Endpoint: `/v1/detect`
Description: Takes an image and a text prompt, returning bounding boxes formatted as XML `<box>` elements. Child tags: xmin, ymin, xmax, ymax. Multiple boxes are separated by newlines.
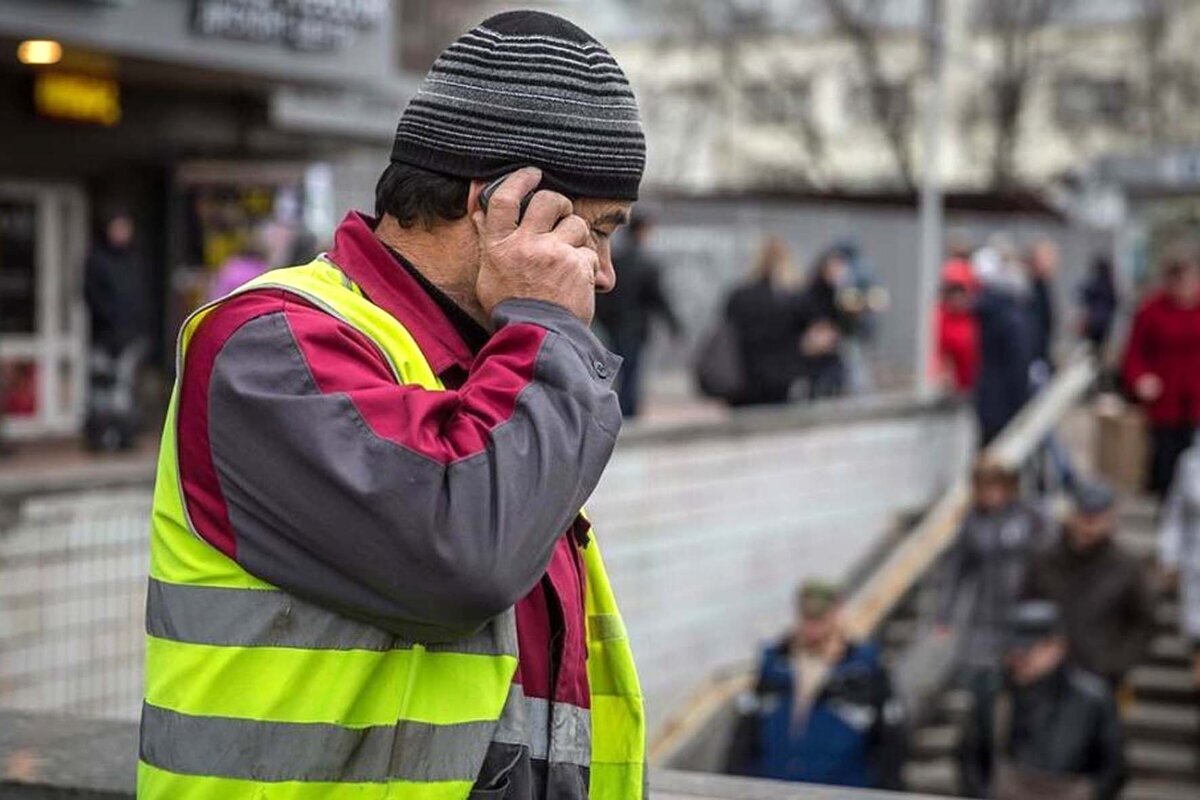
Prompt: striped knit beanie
<box><xmin>391</xmin><ymin>10</ymin><xmax>645</xmax><ymax>201</ymax></box>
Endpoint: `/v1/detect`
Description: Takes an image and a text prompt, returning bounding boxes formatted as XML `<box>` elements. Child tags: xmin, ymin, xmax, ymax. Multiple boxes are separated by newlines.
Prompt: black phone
<box><xmin>478</xmin><ymin>173</ymin><xmax>540</xmax><ymax>222</ymax></box>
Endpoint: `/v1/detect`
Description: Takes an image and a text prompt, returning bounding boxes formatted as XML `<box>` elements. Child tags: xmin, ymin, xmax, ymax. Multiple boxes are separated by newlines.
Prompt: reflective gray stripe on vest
<box><xmin>491</xmin><ymin>685</ymin><xmax>591</xmax><ymax>768</ymax></box>
<box><xmin>146</xmin><ymin>578</ymin><xmax>517</xmax><ymax>656</ymax></box>
<box><xmin>139</xmin><ymin>702</ymin><xmax>493</xmax><ymax>783</ymax></box>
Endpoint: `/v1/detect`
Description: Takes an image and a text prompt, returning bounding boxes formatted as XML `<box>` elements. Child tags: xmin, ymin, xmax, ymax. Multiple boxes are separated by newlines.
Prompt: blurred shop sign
<box><xmin>34</xmin><ymin>72</ymin><xmax>121</xmax><ymax>127</ymax></box>
<box><xmin>192</xmin><ymin>0</ymin><xmax>387</xmax><ymax>52</ymax></box>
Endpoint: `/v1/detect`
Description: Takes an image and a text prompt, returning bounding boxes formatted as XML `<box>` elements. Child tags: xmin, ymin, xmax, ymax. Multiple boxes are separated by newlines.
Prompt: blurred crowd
<box><xmin>720</xmin><ymin>235</ymin><xmax>1200</xmax><ymax>798</ymax></box>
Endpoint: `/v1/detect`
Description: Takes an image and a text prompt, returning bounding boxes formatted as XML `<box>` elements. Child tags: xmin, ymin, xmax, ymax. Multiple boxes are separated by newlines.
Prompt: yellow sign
<box><xmin>34</xmin><ymin>72</ymin><xmax>120</xmax><ymax>127</ymax></box>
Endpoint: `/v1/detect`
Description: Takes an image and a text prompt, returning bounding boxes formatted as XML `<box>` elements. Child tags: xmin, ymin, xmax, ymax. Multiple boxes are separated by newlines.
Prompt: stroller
<box><xmin>85</xmin><ymin>339</ymin><xmax>144</xmax><ymax>452</ymax></box>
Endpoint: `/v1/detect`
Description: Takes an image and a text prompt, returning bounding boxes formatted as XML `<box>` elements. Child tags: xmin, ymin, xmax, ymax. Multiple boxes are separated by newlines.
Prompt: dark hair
<box><xmin>374</xmin><ymin>162</ymin><xmax>471</xmax><ymax>230</ymax></box>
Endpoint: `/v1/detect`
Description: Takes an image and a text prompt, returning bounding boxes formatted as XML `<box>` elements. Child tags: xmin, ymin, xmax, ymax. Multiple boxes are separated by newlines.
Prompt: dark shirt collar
<box><xmin>324</xmin><ymin>211</ymin><xmax>480</xmax><ymax>375</ymax></box>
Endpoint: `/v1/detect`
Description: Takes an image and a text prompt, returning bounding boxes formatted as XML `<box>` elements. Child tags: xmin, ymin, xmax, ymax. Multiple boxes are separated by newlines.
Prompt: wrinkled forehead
<box><xmin>572</xmin><ymin>198</ymin><xmax>632</xmax><ymax>227</ymax></box>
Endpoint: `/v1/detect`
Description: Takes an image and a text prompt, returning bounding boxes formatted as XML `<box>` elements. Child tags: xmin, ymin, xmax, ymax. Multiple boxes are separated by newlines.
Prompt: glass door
<box><xmin>0</xmin><ymin>182</ymin><xmax>88</xmax><ymax>439</ymax></box>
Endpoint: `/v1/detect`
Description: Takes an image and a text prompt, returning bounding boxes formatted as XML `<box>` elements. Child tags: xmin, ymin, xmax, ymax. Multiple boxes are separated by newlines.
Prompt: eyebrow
<box><xmin>593</xmin><ymin>209</ymin><xmax>631</xmax><ymax>228</ymax></box>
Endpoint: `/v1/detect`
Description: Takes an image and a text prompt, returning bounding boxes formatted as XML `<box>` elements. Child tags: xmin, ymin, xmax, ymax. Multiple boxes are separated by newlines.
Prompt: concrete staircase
<box><xmin>890</xmin><ymin>500</ymin><xmax>1199</xmax><ymax>800</ymax></box>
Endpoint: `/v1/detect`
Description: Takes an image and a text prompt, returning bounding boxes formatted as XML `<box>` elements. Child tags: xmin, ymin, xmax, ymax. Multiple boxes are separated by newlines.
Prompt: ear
<box><xmin>467</xmin><ymin>179</ymin><xmax>488</xmax><ymax>215</ymax></box>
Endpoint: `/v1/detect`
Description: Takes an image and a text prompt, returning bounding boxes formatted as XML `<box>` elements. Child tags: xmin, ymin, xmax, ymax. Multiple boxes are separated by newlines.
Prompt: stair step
<box><xmin>911</xmin><ymin>724</ymin><xmax>958</xmax><ymax>759</ymax></box>
<box><xmin>1129</xmin><ymin>740</ymin><xmax>1199</xmax><ymax>780</ymax></box>
<box><xmin>1125</xmin><ymin>778</ymin><xmax>1200</xmax><ymax>800</ymax></box>
<box><xmin>1131</xmin><ymin>666</ymin><xmax>1198</xmax><ymax>704</ymax></box>
<box><xmin>1149</xmin><ymin>635</ymin><xmax>1195</xmax><ymax>667</ymax></box>
<box><xmin>1126</xmin><ymin>702</ymin><xmax>1200</xmax><ymax>743</ymax></box>
<box><xmin>903</xmin><ymin>757</ymin><xmax>956</xmax><ymax>796</ymax></box>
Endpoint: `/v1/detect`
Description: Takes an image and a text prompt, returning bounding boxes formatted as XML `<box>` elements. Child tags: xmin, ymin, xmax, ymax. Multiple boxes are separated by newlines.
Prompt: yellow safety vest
<box><xmin>140</xmin><ymin>257</ymin><xmax>645</xmax><ymax>799</ymax></box>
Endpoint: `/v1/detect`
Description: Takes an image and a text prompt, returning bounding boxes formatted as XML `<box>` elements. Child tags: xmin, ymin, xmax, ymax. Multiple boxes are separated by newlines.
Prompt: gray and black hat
<box><xmin>391</xmin><ymin>10</ymin><xmax>646</xmax><ymax>201</ymax></box>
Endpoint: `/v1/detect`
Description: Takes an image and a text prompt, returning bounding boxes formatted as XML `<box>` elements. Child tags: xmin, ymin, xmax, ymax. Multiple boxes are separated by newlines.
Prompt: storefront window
<box><xmin>0</xmin><ymin>200</ymin><xmax>38</xmax><ymax>334</ymax></box>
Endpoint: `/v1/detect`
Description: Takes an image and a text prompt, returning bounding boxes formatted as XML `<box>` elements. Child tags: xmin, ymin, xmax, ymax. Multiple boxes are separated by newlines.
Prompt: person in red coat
<box><xmin>935</xmin><ymin>257</ymin><xmax>980</xmax><ymax>393</ymax></box>
<box><xmin>1122</xmin><ymin>257</ymin><xmax>1200</xmax><ymax>495</ymax></box>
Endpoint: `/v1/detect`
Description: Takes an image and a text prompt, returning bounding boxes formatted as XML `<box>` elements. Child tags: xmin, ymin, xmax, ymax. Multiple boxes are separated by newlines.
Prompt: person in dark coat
<box><xmin>594</xmin><ymin>210</ymin><xmax>680</xmax><ymax>417</ymax></box>
<box><xmin>727</xmin><ymin>581</ymin><xmax>906</xmax><ymax>790</ymax></box>
<box><xmin>725</xmin><ymin>237</ymin><xmax>811</xmax><ymax>406</ymax></box>
<box><xmin>83</xmin><ymin>210</ymin><xmax>149</xmax><ymax>451</ymax></box>
<box><xmin>973</xmin><ymin>240</ymin><xmax>1036</xmax><ymax>446</ymax></box>
<box><xmin>959</xmin><ymin>602</ymin><xmax>1127</xmax><ymax>800</ymax></box>
<box><xmin>1024</xmin><ymin>482</ymin><xmax>1154</xmax><ymax>689</ymax></box>
<box><xmin>1026</xmin><ymin>238</ymin><xmax>1059</xmax><ymax>373</ymax></box>
<box><xmin>936</xmin><ymin>460</ymin><xmax>1050</xmax><ymax>674</ymax></box>
<box><xmin>1078</xmin><ymin>255</ymin><xmax>1119</xmax><ymax>355</ymax></box>
<box><xmin>1121</xmin><ymin>255</ymin><xmax>1200</xmax><ymax>496</ymax></box>
<box><xmin>798</xmin><ymin>248</ymin><xmax>860</xmax><ymax>399</ymax></box>
<box><xmin>85</xmin><ymin>211</ymin><xmax>148</xmax><ymax>357</ymax></box>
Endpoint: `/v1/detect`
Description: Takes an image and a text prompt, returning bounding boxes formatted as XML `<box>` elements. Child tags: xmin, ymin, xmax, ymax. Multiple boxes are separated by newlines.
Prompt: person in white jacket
<box><xmin>1158</xmin><ymin>441</ymin><xmax>1200</xmax><ymax>695</ymax></box>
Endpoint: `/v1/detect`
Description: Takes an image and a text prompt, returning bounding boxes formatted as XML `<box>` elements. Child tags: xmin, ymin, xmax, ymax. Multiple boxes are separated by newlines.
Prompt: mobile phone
<box><xmin>479</xmin><ymin>172</ymin><xmax>540</xmax><ymax>222</ymax></box>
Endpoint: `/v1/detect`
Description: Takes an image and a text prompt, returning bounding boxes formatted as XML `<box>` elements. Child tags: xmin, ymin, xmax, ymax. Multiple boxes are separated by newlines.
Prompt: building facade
<box><xmin>0</xmin><ymin>0</ymin><xmax>405</xmax><ymax>439</ymax></box>
<box><xmin>608</xmin><ymin>0</ymin><xmax>1200</xmax><ymax>197</ymax></box>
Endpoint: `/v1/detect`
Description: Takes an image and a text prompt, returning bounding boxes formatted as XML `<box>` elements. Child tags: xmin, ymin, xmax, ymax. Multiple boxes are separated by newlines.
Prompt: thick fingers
<box><xmin>522</xmin><ymin>190</ymin><xmax>574</xmax><ymax>234</ymax></box>
<box><xmin>484</xmin><ymin>167</ymin><xmax>543</xmax><ymax>234</ymax></box>
<box><xmin>551</xmin><ymin>214</ymin><xmax>590</xmax><ymax>248</ymax></box>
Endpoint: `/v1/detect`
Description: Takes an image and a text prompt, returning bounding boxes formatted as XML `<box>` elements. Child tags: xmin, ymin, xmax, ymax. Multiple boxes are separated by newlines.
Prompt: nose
<box><xmin>595</xmin><ymin>251</ymin><xmax>616</xmax><ymax>294</ymax></box>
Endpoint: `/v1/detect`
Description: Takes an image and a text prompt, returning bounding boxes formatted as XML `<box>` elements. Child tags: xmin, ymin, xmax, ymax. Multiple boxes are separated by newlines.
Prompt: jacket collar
<box><xmin>324</xmin><ymin>211</ymin><xmax>475</xmax><ymax>376</ymax></box>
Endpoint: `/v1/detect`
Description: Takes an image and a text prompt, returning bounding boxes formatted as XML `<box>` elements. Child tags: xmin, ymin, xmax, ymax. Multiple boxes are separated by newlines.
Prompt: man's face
<box><xmin>571</xmin><ymin>197</ymin><xmax>633</xmax><ymax>295</ymax></box>
<box><xmin>797</xmin><ymin>608</ymin><xmax>838</xmax><ymax>651</ymax></box>
<box><xmin>1030</xmin><ymin>241</ymin><xmax>1060</xmax><ymax>278</ymax></box>
<box><xmin>1168</xmin><ymin>265</ymin><xmax>1200</xmax><ymax>306</ymax></box>
<box><xmin>108</xmin><ymin>216</ymin><xmax>134</xmax><ymax>249</ymax></box>
<box><xmin>1066</xmin><ymin>508</ymin><xmax>1114</xmax><ymax>552</ymax></box>
<box><xmin>975</xmin><ymin>477</ymin><xmax>1015</xmax><ymax>512</ymax></box>
<box><xmin>1007</xmin><ymin>636</ymin><xmax>1066</xmax><ymax>685</ymax></box>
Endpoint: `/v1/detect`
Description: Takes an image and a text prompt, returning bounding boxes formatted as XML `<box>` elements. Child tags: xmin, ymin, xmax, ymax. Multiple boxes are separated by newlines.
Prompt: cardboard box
<box><xmin>1095</xmin><ymin>395</ymin><xmax>1148</xmax><ymax>494</ymax></box>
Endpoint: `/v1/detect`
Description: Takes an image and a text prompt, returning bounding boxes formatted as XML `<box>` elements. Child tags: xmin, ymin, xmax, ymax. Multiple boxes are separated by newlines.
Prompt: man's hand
<box><xmin>1134</xmin><ymin>373</ymin><xmax>1163</xmax><ymax>403</ymax></box>
<box><xmin>473</xmin><ymin>167</ymin><xmax>599</xmax><ymax>324</ymax></box>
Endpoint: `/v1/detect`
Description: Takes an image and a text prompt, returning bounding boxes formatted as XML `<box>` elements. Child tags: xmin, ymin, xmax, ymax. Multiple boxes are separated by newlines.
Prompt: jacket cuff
<box><xmin>492</xmin><ymin>299</ymin><xmax>622</xmax><ymax>388</ymax></box>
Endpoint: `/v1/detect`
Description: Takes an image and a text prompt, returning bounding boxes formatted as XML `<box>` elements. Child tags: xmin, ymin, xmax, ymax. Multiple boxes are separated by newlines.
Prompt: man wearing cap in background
<box><xmin>139</xmin><ymin>11</ymin><xmax>645</xmax><ymax>800</ymax></box>
<box><xmin>726</xmin><ymin>580</ymin><xmax>906</xmax><ymax>790</ymax></box>
<box><xmin>959</xmin><ymin>601</ymin><xmax>1126</xmax><ymax>800</ymax></box>
<box><xmin>1025</xmin><ymin>481</ymin><xmax>1155</xmax><ymax>696</ymax></box>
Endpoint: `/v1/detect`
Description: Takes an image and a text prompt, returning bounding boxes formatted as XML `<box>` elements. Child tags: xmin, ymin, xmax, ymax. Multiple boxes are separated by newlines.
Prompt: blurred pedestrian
<box><xmin>594</xmin><ymin>209</ymin><xmax>681</xmax><ymax>417</ymax></box>
<box><xmin>799</xmin><ymin>248</ymin><xmax>858</xmax><ymax>400</ymax></box>
<box><xmin>206</xmin><ymin>228</ymin><xmax>271</xmax><ymax>303</ymax></box>
<box><xmin>958</xmin><ymin>601</ymin><xmax>1126</xmax><ymax>800</ymax></box>
<box><xmin>724</xmin><ymin>237</ymin><xmax>809</xmax><ymax>406</ymax></box>
<box><xmin>1026</xmin><ymin>238</ymin><xmax>1060</xmax><ymax>375</ymax></box>
<box><xmin>1158</xmin><ymin>437</ymin><xmax>1200</xmax><ymax>706</ymax></box>
<box><xmin>726</xmin><ymin>580</ymin><xmax>906</xmax><ymax>790</ymax></box>
<box><xmin>828</xmin><ymin>239</ymin><xmax>888</xmax><ymax>395</ymax></box>
<box><xmin>973</xmin><ymin>236</ymin><xmax>1035</xmax><ymax>446</ymax></box>
<box><xmin>934</xmin><ymin>257</ymin><xmax>980</xmax><ymax>394</ymax></box>
<box><xmin>935</xmin><ymin>460</ymin><xmax>1050</xmax><ymax>675</ymax></box>
<box><xmin>83</xmin><ymin>208</ymin><xmax>148</xmax><ymax>451</ymax></box>
<box><xmin>1025</xmin><ymin>481</ymin><xmax>1154</xmax><ymax>692</ymax></box>
<box><xmin>1077</xmin><ymin>255</ymin><xmax>1119</xmax><ymax>356</ymax></box>
<box><xmin>1121</xmin><ymin>253</ymin><xmax>1200</xmax><ymax>496</ymax></box>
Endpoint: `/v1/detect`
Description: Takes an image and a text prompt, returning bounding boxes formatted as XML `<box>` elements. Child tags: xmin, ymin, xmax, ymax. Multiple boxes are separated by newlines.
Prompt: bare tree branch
<box><xmin>823</xmin><ymin>0</ymin><xmax>917</xmax><ymax>191</ymax></box>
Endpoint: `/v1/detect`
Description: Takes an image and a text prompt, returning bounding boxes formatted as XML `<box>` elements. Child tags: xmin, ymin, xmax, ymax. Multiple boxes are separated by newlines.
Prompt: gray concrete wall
<box><xmin>0</xmin><ymin>397</ymin><xmax>973</xmax><ymax>737</ymax></box>
<box><xmin>588</xmin><ymin>396</ymin><xmax>974</xmax><ymax>734</ymax></box>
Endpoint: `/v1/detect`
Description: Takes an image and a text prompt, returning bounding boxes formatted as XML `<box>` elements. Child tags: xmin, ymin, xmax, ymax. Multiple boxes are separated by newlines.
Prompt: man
<box><xmin>84</xmin><ymin>208</ymin><xmax>149</xmax><ymax>451</ymax></box>
<box><xmin>594</xmin><ymin>209</ymin><xmax>680</xmax><ymax>417</ymax></box>
<box><xmin>1026</xmin><ymin>238</ymin><xmax>1060</xmax><ymax>374</ymax></box>
<box><xmin>139</xmin><ymin>11</ymin><xmax>646</xmax><ymax>800</ymax></box>
<box><xmin>959</xmin><ymin>602</ymin><xmax>1126</xmax><ymax>800</ymax></box>
<box><xmin>726</xmin><ymin>581</ymin><xmax>906</xmax><ymax>790</ymax></box>
<box><xmin>935</xmin><ymin>460</ymin><xmax>1049</xmax><ymax>675</ymax></box>
<box><xmin>1025</xmin><ymin>481</ymin><xmax>1154</xmax><ymax>690</ymax></box>
<box><xmin>972</xmin><ymin>236</ymin><xmax>1035</xmax><ymax>446</ymax></box>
